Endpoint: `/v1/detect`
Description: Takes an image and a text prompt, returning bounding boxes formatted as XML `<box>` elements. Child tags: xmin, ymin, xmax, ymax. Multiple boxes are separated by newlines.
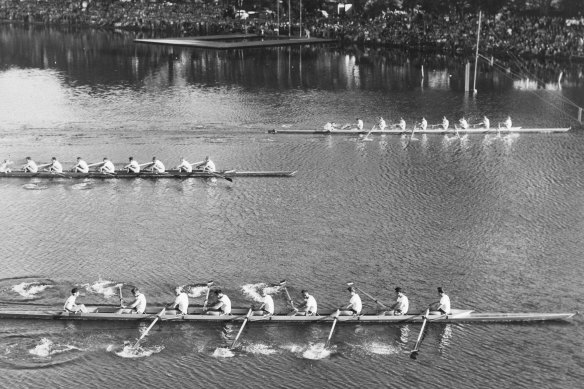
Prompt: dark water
<box><xmin>0</xmin><ymin>25</ymin><xmax>583</xmax><ymax>388</ymax></box>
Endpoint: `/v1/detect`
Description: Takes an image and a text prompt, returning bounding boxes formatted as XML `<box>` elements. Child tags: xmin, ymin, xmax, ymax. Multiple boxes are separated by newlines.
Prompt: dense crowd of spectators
<box><xmin>1</xmin><ymin>0</ymin><xmax>584</xmax><ymax>59</ymax></box>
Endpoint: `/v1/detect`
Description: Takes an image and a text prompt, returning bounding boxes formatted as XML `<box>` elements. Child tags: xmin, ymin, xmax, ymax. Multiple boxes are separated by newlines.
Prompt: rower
<box><xmin>119</xmin><ymin>287</ymin><xmax>146</xmax><ymax>314</ymax></box>
<box><xmin>378</xmin><ymin>116</ymin><xmax>387</xmax><ymax>131</ymax></box>
<box><xmin>22</xmin><ymin>157</ymin><xmax>38</xmax><ymax>173</ymax></box>
<box><xmin>72</xmin><ymin>157</ymin><xmax>89</xmax><ymax>173</ymax></box>
<box><xmin>356</xmin><ymin>118</ymin><xmax>364</xmax><ymax>131</ymax></box>
<box><xmin>398</xmin><ymin>118</ymin><xmax>406</xmax><ymax>132</ymax></box>
<box><xmin>257</xmin><ymin>288</ymin><xmax>274</xmax><ymax>316</ymax></box>
<box><xmin>481</xmin><ymin>116</ymin><xmax>490</xmax><ymax>129</ymax></box>
<box><xmin>98</xmin><ymin>157</ymin><xmax>115</xmax><ymax>174</ymax></box>
<box><xmin>442</xmin><ymin>117</ymin><xmax>449</xmax><ymax>131</ymax></box>
<box><xmin>323</xmin><ymin>122</ymin><xmax>335</xmax><ymax>132</ymax></box>
<box><xmin>420</xmin><ymin>117</ymin><xmax>428</xmax><ymax>131</ymax></box>
<box><xmin>503</xmin><ymin>116</ymin><xmax>512</xmax><ymax>129</ymax></box>
<box><xmin>64</xmin><ymin>287</ymin><xmax>88</xmax><ymax>313</ymax></box>
<box><xmin>0</xmin><ymin>159</ymin><xmax>12</xmax><ymax>173</ymax></box>
<box><xmin>293</xmin><ymin>289</ymin><xmax>317</xmax><ymax>316</ymax></box>
<box><xmin>341</xmin><ymin>286</ymin><xmax>362</xmax><ymax>316</ymax></box>
<box><xmin>205</xmin><ymin>289</ymin><xmax>231</xmax><ymax>315</ymax></box>
<box><xmin>176</xmin><ymin>157</ymin><xmax>193</xmax><ymax>173</ymax></box>
<box><xmin>145</xmin><ymin>156</ymin><xmax>165</xmax><ymax>173</ymax></box>
<box><xmin>430</xmin><ymin>287</ymin><xmax>451</xmax><ymax>315</ymax></box>
<box><xmin>194</xmin><ymin>156</ymin><xmax>216</xmax><ymax>173</ymax></box>
<box><xmin>47</xmin><ymin>157</ymin><xmax>63</xmax><ymax>173</ymax></box>
<box><xmin>387</xmin><ymin>287</ymin><xmax>409</xmax><ymax>316</ymax></box>
<box><xmin>124</xmin><ymin>156</ymin><xmax>140</xmax><ymax>173</ymax></box>
<box><xmin>459</xmin><ymin>117</ymin><xmax>469</xmax><ymax>130</ymax></box>
<box><xmin>168</xmin><ymin>286</ymin><xmax>189</xmax><ymax>315</ymax></box>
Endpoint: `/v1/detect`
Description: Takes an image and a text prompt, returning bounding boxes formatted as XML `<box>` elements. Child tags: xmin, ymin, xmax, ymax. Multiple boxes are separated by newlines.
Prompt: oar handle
<box><xmin>282</xmin><ymin>286</ymin><xmax>296</xmax><ymax>310</ymax></box>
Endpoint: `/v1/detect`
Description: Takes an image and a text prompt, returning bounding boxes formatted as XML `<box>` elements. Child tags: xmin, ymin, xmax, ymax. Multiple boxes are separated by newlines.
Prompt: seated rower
<box><xmin>42</xmin><ymin>157</ymin><xmax>63</xmax><ymax>173</ymax></box>
<box><xmin>429</xmin><ymin>287</ymin><xmax>451</xmax><ymax>315</ymax></box>
<box><xmin>481</xmin><ymin>116</ymin><xmax>490</xmax><ymax>129</ymax></box>
<box><xmin>340</xmin><ymin>286</ymin><xmax>362</xmax><ymax>316</ymax></box>
<box><xmin>72</xmin><ymin>157</ymin><xmax>89</xmax><ymax>173</ymax></box>
<box><xmin>118</xmin><ymin>287</ymin><xmax>146</xmax><ymax>314</ymax></box>
<box><xmin>323</xmin><ymin>122</ymin><xmax>336</xmax><ymax>132</ymax></box>
<box><xmin>168</xmin><ymin>286</ymin><xmax>189</xmax><ymax>315</ymax></box>
<box><xmin>378</xmin><ymin>116</ymin><xmax>387</xmax><ymax>131</ymax></box>
<box><xmin>176</xmin><ymin>157</ymin><xmax>193</xmax><ymax>173</ymax></box>
<box><xmin>459</xmin><ymin>117</ymin><xmax>469</xmax><ymax>130</ymax></box>
<box><xmin>22</xmin><ymin>157</ymin><xmax>38</xmax><ymax>173</ymax></box>
<box><xmin>398</xmin><ymin>118</ymin><xmax>406</xmax><ymax>132</ymax></box>
<box><xmin>387</xmin><ymin>287</ymin><xmax>409</xmax><ymax>316</ymax></box>
<box><xmin>145</xmin><ymin>156</ymin><xmax>165</xmax><ymax>173</ymax></box>
<box><xmin>124</xmin><ymin>156</ymin><xmax>140</xmax><ymax>173</ymax></box>
<box><xmin>205</xmin><ymin>289</ymin><xmax>232</xmax><ymax>315</ymax></box>
<box><xmin>0</xmin><ymin>159</ymin><xmax>12</xmax><ymax>173</ymax></box>
<box><xmin>293</xmin><ymin>289</ymin><xmax>317</xmax><ymax>316</ymax></box>
<box><xmin>194</xmin><ymin>156</ymin><xmax>216</xmax><ymax>173</ymax></box>
<box><xmin>503</xmin><ymin>116</ymin><xmax>512</xmax><ymax>129</ymax></box>
<box><xmin>64</xmin><ymin>287</ymin><xmax>88</xmax><ymax>313</ymax></box>
<box><xmin>356</xmin><ymin>118</ymin><xmax>364</xmax><ymax>131</ymax></box>
<box><xmin>420</xmin><ymin>117</ymin><xmax>428</xmax><ymax>131</ymax></box>
<box><xmin>442</xmin><ymin>117</ymin><xmax>449</xmax><ymax>131</ymax></box>
<box><xmin>257</xmin><ymin>288</ymin><xmax>274</xmax><ymax>316</ymax></box>
<box><xmin>98</xmin><ymin>157</ymin><xmax>115</xmax><ymax>174</ymax></box>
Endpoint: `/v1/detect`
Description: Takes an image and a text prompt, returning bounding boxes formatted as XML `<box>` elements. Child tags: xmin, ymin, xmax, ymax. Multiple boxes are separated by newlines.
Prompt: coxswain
<box><xmin>146</xmin><ymin>156</ymin><xmax>165</xmax><ymax>173</ymax></box>
<box><xmin>176</xmin><ymin>157</ymin><xmax>193</xmax><ymax>173</ymax></box>
<box><xmin>22</xmin><ymin>157</ymin><xmax>38</xmax><ymax>173</ymax></box>
<box><xmin>294</xmin><ymin>289</ymin><xmax>317</xmax><ymax>316</ymax></box>
<box><xmin>63</xmin><ymin>287</ymin><xmax>88</xmax><ymax>313</ymax></box>
<box><xmin>194</xmin><ymin>156</ymin><xmax>216</xmax><ymax>173</ymax></box>
<box><xmin>120</xmin><ymin>287</ymin><xmax>146</xmax><ymax>314</ymax></box>
<box><xmin>398</xmin><ymin>118</ymin><xmax>406</xmax><ymax>132</ymax></box>
<box><xmin>459</xmin><ymin>117</ymin><xmax>469</xmax><ymax>130</ymax></box>
<box><xmin>72</xmin><ymin>157</ymin><xmax>89</xmax><ymax>173</ymax></box>
<box><xmin>258</xmin><ymin>288</ymin><xmax>274</xmax><ymax>316</ymax></box>
<box><xmin>341</xmin><ymin>286</ymin><xmax>362</xmax><ymax>316</ymax></box>
<box><xmin>442</xmin><ymin>117</ymin><xmax>449</xmax><ymax>131</ymax></box>
<box><xmin>420</xmin><ymin>117</ymin><xmax>428</xmax><ymax>131</ymax></box>
<box><xmin>503</xmin><ymin>116</ymin><xmax>512</xmax><ymax>129</ymax></box>
<box><xmin>169</xmin><ymin>286</ymin><xmax>189</xmax><ymax>315</ymax></box>
<box><xmin>482</xmin><ymin>116</ymin><xmax>490</xmax><ymax>129</ymax></box>
<box><xmin>388</xmin><ymin>287</ymin><xmax>409</xmax><ymax>316</ymax></box>
<box><xmin>205</xmin><ymin>289</ymin><xmax>232</xmax><ymax>315</ymax></box>
<box><xmin>124</xmin><ymin>156</ymin><xmax>140</xmax><ymax>173</ymax></box>
<box><xmin>430</xmin><ymin>287</ymin><xmax>451</xmax><ymax>315</ymax></box>
<box><xmin>98</xmin><ymin>157</ymin><xmax>115</xmax><ymax>174</ymax></box>
<box><xmin>378</xmin><ymin>116</ymin><xmax>387</xmax><ymax>131</ymax></box>
<box><xmin>0</xmin><ymin>159</ymin><xmax>12</xmax><ymax>173</ymax></box>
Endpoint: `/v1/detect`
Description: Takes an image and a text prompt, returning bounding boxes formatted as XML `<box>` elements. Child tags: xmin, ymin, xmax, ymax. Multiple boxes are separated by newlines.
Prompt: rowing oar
<box><xmin>324</xmin><ymin>309</ymin><xmax>340</xmax><ymax>348</ymax></box>
<box><xmin>410</xmin><ymin>309</ymin><xmax>430</xmax><ymax>359</ymax></box>
<box><xmin>361</xmin><ymin>125</ymin><xmax>376</xmax><ymax>140</ymax></box>
<box><xmin>202</xmin><ymin>281</ymin><xmax>214</xmax><ymax>309</ymax></box>
<box><xmin>118</xmin><ymin>285</ymin><xmax>124</xmax><ymax>307</ymax></box>
<box><xmin>404</xmin><ymin>126</ymin><xmax>418</xmax><ymax>149</ymax></box>
<box><xmin>209</xmin><ymin>171</ymin><xmax>233</xmax><ymax>183</ymax></box>
<box><xmin>133</xmin><ymin>308</ymin><xmax>166</xmax><ymax>349</ymax></box>
<box><xmin>346</xmin><ymin>282</ymin><xmax>388</xmax><ymax>309</ymax></box>
<box><xmin>230</xmin><ymin>307</ymin><xmax>253</xmax><ymax>349</ymax></box>
<box><xmin>279</xmin><ymin>280</ymin><xmax>297</xmax><ymax>312</ymax></box>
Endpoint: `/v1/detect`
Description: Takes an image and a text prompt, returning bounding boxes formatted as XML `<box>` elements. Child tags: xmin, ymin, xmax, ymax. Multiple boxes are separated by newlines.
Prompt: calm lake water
<box><xmin>0</xmin><ymin>24</ymin><xmax>583</xmax><ymax>389</ymax></box>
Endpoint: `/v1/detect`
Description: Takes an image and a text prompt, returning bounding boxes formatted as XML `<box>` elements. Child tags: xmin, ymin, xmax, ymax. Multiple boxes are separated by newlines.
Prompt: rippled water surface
<box><xmin>0</xmin><ymin>25</ymin><xmax>583</xmax><ymax>389</ymax></box>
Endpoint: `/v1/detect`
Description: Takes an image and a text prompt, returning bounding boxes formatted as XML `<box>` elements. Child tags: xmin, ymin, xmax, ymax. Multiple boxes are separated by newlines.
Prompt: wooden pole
<box><xmin>299</xmin><ymin>0</ymin><xmax>302</xmax><ymax>38</ymax></box>
<box><xmin>288</xmin><ymin>0</ymin><xmax>291</xmax><ymax>37</ymax></box>
<box><xmin>465</xmin><ymin>62</ymin><xmax>470</xmax><ymax>93</ymax></box>
<box><xmin>472</xmin><ymin>11</ymin><xmax>482</xmax><ymax>95</ymax></box>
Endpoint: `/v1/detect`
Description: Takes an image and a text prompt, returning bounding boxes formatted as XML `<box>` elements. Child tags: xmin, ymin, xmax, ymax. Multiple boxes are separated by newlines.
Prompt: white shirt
<box><xmin>357</xmin><ymin>119</ymin><xmax>364</xmax><ymax>131</ymax></box>
<box><xmin>198</xmin><ymin>160</ymin><xmax>215</xmax><ymax>173</ymax></box>
<box><xmin>399</xmin><ymin>119</ymin><xmax>406</xmax><ymax>131</ymax></box>
<box><xmin>483</xmin><ymin>117</ymin><xmax>490</xmax><ymax>129</ymax></box>
<box><xmin>172</xmin><ymin>292</ymin><xmax>189</xmax><ymax>314</ymax></box>
<box><xmin>439</xmin><ymin>294</ymin><xmax>451</xmax><ymax>314</ymax></box>
<box><xmin>152</xmin><ymin>160</ymin><xmax>165</xmax><ymax>173</ymax></box>
<box><xmin>218</xmin><ymin>294</ymin><xmax>231</xmax><ymax>314</ymax></box>
<box><xmin>129</xmin><ymin>292</ymin><xmax>146</xmax><ymax>314</ymax></box>
<box><xmin>421</xmin><ymin>118</ymin><xmax>428</xmax><ymax>130</ymax></box>
<box><xmin>24</xmin><ymin>160</ymin><xmax>38</xmax><ymax>173</ymax></box>
<box><xmin>177</xmin><ymin>160</ymin><xmax>192</xmax><ymax>173</ymax></box>
<box><xmin>100</xmin><ymin>160</ymin><xmax>115</xmax><ymax>173</ymax></box>
<box><xmin>348</xmin><ymin>293</ymin><xmax>362</xmax><ymax>314</ymax></box>
<box><xmin>378</xmin><ymin>118</ymin><xmax>387</xmax><ymax>131</ymax></box>
<box><xmin>127</xmin><ymin>160</ymin><xmax>140</xmax><ymax>172</ymax></box>
<box><xmin>323</xmin><ymin>122</ymin><xmax>334</xmax><ymax>131</ymax></box>
<box><xmin>75</xmin><ymin>160</ymin><xmax>89</xmax><ymax>173</ymax></box>
<box><xmin>442</xmin><ymin>118</ymin><xmax>449</xmax><ymax>130</ymax></box>
<box><xmin>459</xmin><ymin>118</ymin><xmax>468</xmax><ymax>129</ymax></box>
<box><xmin>395</xmin><ymin>294</ymin><xmax>409</xmax><ymax>314</ymax></box>
<box><xmin>50</xmin><ymin>160</ymin><xmax>63</xmax><ymax>173</ymax></box>
<box><xmin>64</xmin><ymin>295</ymin><xmax>79</xmax><ymax>311</ymax></box>
<box><xmin>303</xmin><ymin>294</ymin><xmax>317</xmax><ymax>314</ymax></box>
<box><xmin>504</xmin><ymin>117</ymin><xmax>512</xmax><ymax>129</ymax></box>
<box><xmin>261</xmin><ymin>295</ymin><xmax>274</xmax><ymax>314</ymax></box>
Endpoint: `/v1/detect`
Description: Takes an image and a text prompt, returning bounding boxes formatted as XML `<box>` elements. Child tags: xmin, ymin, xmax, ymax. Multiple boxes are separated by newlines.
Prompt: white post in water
<box><xmin>277</xmin><ymin>0</ymin><xmax>279</xmax><ymax>36</ymax></box>
<box><xmin>473</xmin><ymin>11</ymin><xmax>482</xmax><ymax>95</ymax></box>
<box><xmin>578</xmin><ymin>107</ymin><xmax>582</xmax><ymax>123</ymax></box>
<box><xmin>299</xmin><ymin>0</ymin><xmax>302</xmax><ymax>38</ymax></box>
<box><xmin>465</xmin><ymin>62</ymin><xmax>470</xmax><ymax>92</ymax></box>
<box><xmin>288</xmin><ymin>0</ymin><xmax>291</xmax><ymax>37</ymax></box>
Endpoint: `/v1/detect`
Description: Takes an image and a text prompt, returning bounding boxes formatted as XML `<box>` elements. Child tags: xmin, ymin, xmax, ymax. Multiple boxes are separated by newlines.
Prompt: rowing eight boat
<box><xmin>0</xmin><ymin>307</ymin><xmax>575</xmax><ymax>323</ymax></box>
<box><xmin>0</xmin><ymin>170</ymin><xmax>297</xmax><ymax>179</ymax></box>
<box><xmin>268</xmin><ymin>127</ymin><xmax>570</xmax><ymax>135</ymax></box>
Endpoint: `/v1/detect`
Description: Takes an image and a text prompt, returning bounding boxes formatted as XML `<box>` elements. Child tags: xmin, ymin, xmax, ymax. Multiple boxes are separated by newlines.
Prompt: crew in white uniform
<box><xmin>503</xmin><ymin>116</ymin><xmax>512</xmax><ymax>129</ymax></box>
<box><xmin>99</xmin><ymin>157</ymin><xmax>115</xmax><ymax>173</ymax></box>
<box><xmin>420</xmin><ymin>117</ymin><xmax>428</xmax><ymax>131</ymax></box>
<box><xmin>22</xmin><ymin>157</ymin><xmax>38</xmax><ymax>173</ymax></box>
<box><xmin>388</xmin><ymin>287</ymin><xmax>409</xmax><ymax>316</ymax></box>
<box><xmin>169</xmin><ymin>287</ymin><xmax>189</xmax><ymax>315</ymax></box>
<box><xmin>176</xmin><ymin>157</ymin><xmax>193</xmax><ymax>173</ymax></box>
<box><xmin>482</xmin><ymin>116</ymin><xmax>490</xmax><ymax>129</ymax></box>
<box><xmin>294</xmin><ymin>289</ymin><xmax>317</xmax><ymax>316</ymax></box>
<box><xmin>124</xmin><ymin>156</ymin><xmax>140</xmax><ymax>173</ymax></box>
<box><xmin>73</xmin><ymin>157</ymin><xmax>89</xmax><ymax>173</ymax></box>
<box><xmin>442</xmin><ymin>117</ymin><xmax>449</xmax><ymax>131</ymax></box>
<box><xmin>0</xmin><ymin>159</ymin><xmax>12</xmax><ymax>173</ymax></box>
<box><xmin>147</xmin><ymin>157</ymin><xmax>165</xmax><ymax>173</ymax></box>
<box><xmin>64</xmin><ymin>288</ymin><xmax>88</xmax><ymax>313</ymax></box>
<box><xmin>459</xmin><ymin>117</ymin><xmax>469</xmax><ymax>130</ymax></box>
<box><xmin>194</xmin><ymin>156</ymin><xmax>216</xmax><ymax>173</ymax></box>
<box><xmin>398</xmin><ymin>118</ymin><xmax>406</xmax><ymax>131</ymax></box>
<box><xmin>122</xmin><ymin>287</ymin><xmax>147</xmax><ymax>314</ymax></box>
<box><xmin>343</xmin><ymin>286</ymin><xmax>362</xmax><ymax>316</ymax></box>
<box><xmin>378</xmin><ymin>117</ymin><xmax>387</xmax><ymax>131</ymax></box>
<box><xmin>431</xmin><ymin>287</ymin><xmax>451</xmax><ymax>315</ymax></box>
<box><xmin>356</xmin><ymin>118</ymin><xmax>364</xmax><ymax>131</ymax></box>
<box><xmin>258</xmin><ymin>289</ymin><xmax>274</xmax><ymax>315</ymax></box>
<box><xmin>206</xmin><ymin>289</ymin><xmax>232</xmax><ymax>315</ymax></box>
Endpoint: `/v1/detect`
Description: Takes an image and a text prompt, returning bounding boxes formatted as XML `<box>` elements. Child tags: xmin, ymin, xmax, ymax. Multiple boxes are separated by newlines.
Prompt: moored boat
<box><xmin>0</xmin><ymin>170</ymin><xmax>296</xmax><ymax>179</ymax></box>
<box><xmin>0</xmin><ymin>307</ymin><xmax>575</xmax><ymax>324</ymax></box>
<box><xmin>267</xmin><ymin>127</ymin><xmax>570</xmax><ymax>135</ymax></box>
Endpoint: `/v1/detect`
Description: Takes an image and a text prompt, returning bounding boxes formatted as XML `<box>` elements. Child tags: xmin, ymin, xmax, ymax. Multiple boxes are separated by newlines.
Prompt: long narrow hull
<box><xmin>0</xmin><ymin>170</ymin><xmax>296</xmax><ymax>179</ymax></box>
<box><xmin>268</xmin><ymin>127</ymin><xmax>570</xmax><ymax>135</ymax></box>
<box><xmin>0</xmin><ymin>307</ymin><xmax>575</xmax><ymax>324</ymax></box>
